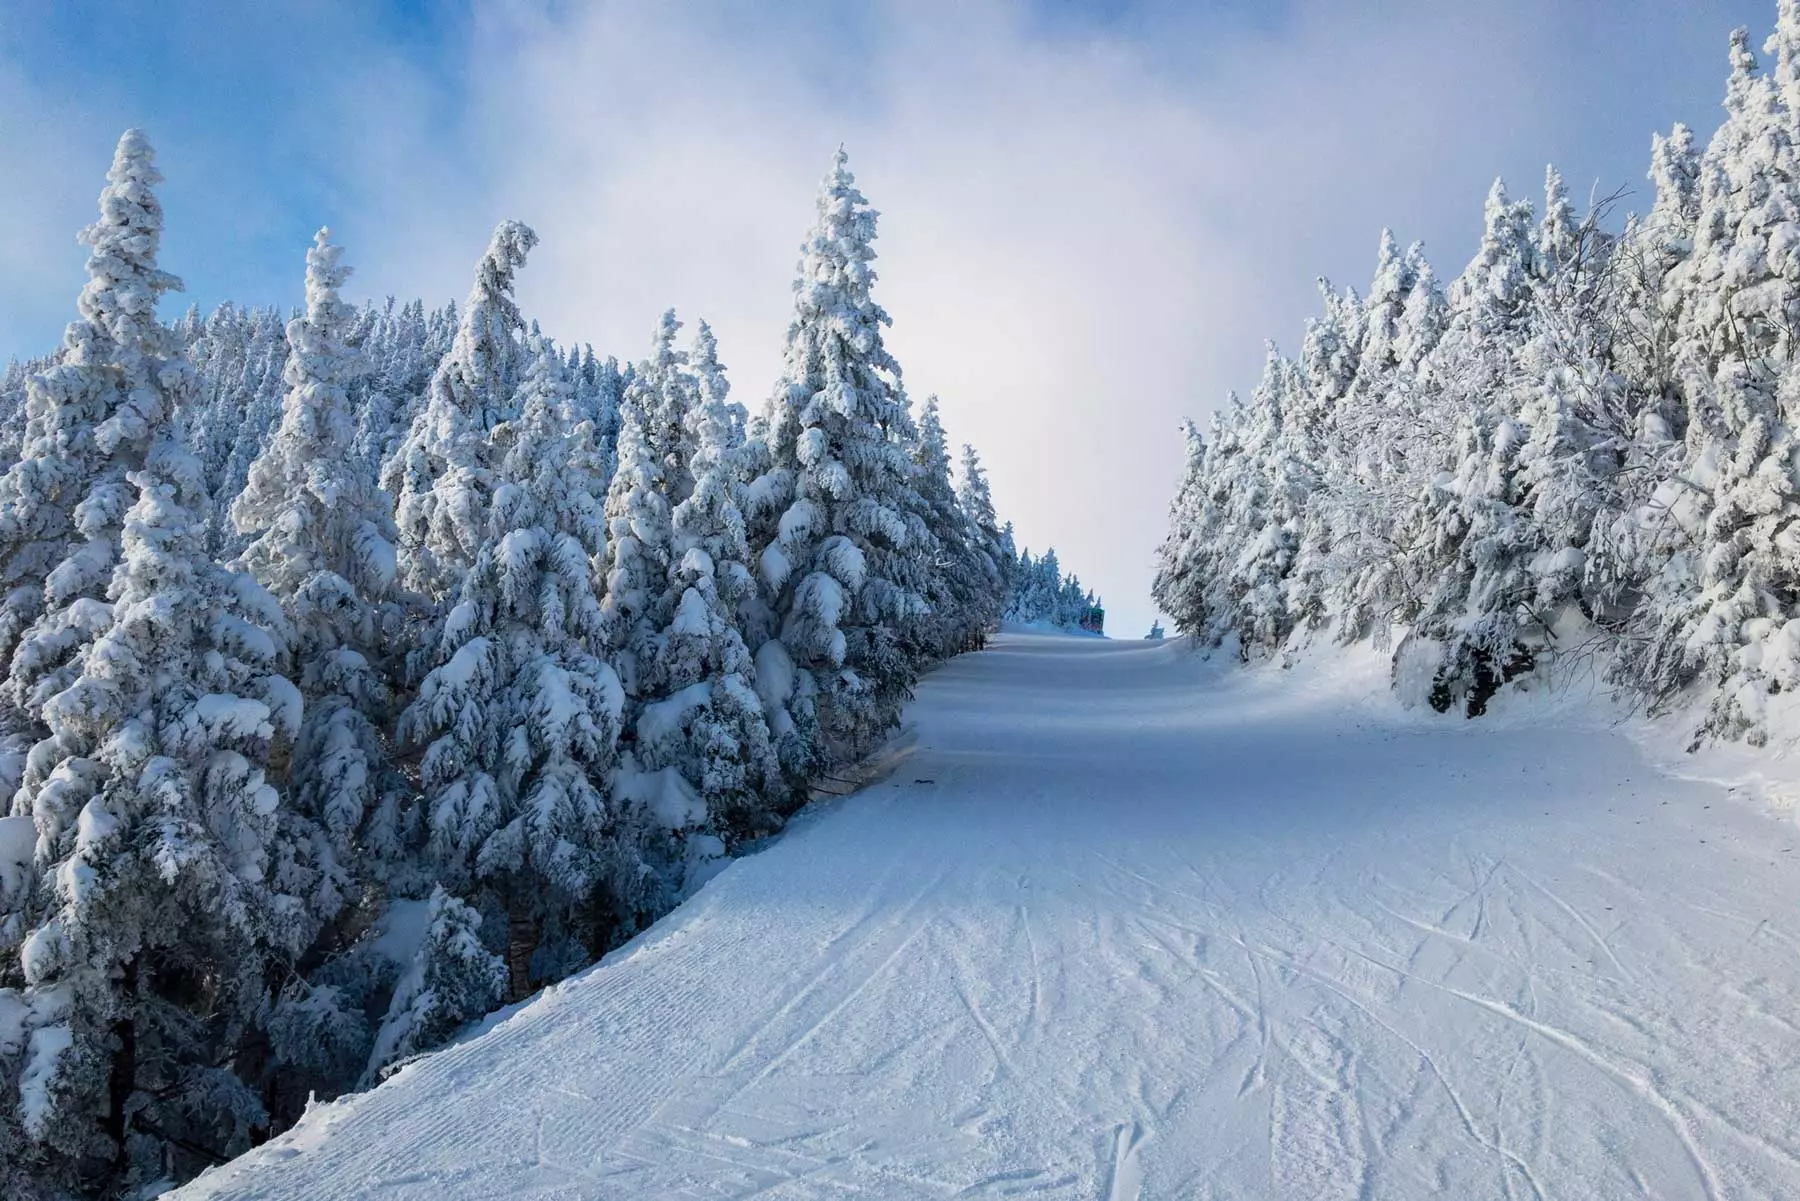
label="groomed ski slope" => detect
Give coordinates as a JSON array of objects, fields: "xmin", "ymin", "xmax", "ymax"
[{"xmin": 176, "ymin": 632, "xmax": 1800, "ymax": 1200}]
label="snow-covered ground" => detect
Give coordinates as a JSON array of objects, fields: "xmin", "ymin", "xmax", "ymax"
[{"xmin": 173, "ymin": 632, "xmax": 1800, "ymax": 1200}]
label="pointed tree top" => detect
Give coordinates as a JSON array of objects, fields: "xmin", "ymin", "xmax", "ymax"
[
  {"xmin": 74, "ymin": 127, "xmax": 184, "ymax": 352},
  {"xmin": 692, "ymin": 318, "xmax": 720, "ymax": 369},
  {"xmin": 1181, "ymin": 418, "xmax": 1205, "ymax": 459},
  {"xmin": 474, "ymin": 220, "xmax": 537, "ymax": 301},
  {"xmin": 814, "ymin": 145, "xmax": 873, "ymax": 237},
  {"xmin": 651, "ymin": 307, "xmax": 682, "ymax": 363},
  {"xmin": 691, "ymin": 318, "xmax": 731, "ymax": 406},
  {"xmin": 303, "ymin": 227, "xmax": 352, "ymax": 327},
  {"xmin": 1730, "ymin": 26, "xmax": 1758, "ymax": 77},
  {"xmin": 1768, "ymin": 2, "xmax": 1800, "ymax": 105}
]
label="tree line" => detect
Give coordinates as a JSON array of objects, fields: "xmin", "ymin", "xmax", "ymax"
[
  {"xmin": 0, "ymin": 134, "xmax": 1092, "ymax": 1198},
  {"xmin": 1157, "ymin": 3, "xmax": 1800, "ymax": 740}
]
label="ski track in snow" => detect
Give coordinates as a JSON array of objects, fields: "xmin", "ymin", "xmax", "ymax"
[{"xmin": 173, "ymin": 633, "xmax": 1800, "ymax": 1200}]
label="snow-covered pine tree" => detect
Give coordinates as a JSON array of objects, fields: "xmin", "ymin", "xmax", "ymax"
[
  {"xmin": 0, "ymin": 132, "xmax": 195, "ymax": 782},
  {"xmin": 1323, "ymin": 235, "xmax": 1438, "ymax": 643},
  {"xmin": 748, "ymin": 149, "xmax": 929, "ymax": 766},
  {"xmin": 232, "ymin": 230, "xmax": 410, "ymax": 882},
  {"xmin": 362, "ymin": 886, "xmax": 503, "ymax": 1084},
  {"xmin": 1618, "ymin": 19, "xmax": 1800, "ymax": 741},
  {"xmin": 397, "ymin": 338, "xmax": 625, "ymax": 1000},
  {"xmin": 635, "ymin": 310, "xmax": 701, "ymax": 512},
  {"xmin": 212, "ymin": 314, "xmax": 290, "ymax": 555},
  {"xmin": 384, "ymin": 221, "xmax": 539, "ymax": 605},
  {"xmin": 633, "ymin": 319, "xmax": 786, "ymax": 863},
  {"xmin": 3, "ymin": 441, "xmax": 307, "ymax": 1194},
  {"xmin": 1401, "ymin": 178, "xmax": 1546, "ymax": 711},
  {"xmin": 601, "ymin": 348, "xmax": 679, "ymax": 705},
  {"xmin": 1286, "ymin": 279, "xmax": 1365, "ymax": 633},
  {"xmin": 1152, "ymin": 418, "xmax": 1214, "ymax": 634},
  {"xmin": 905, "ymin": 398, "xmax": 986, "ymax": 659},
  {"xmin": 1151, "ymin": 7, "xmax": 1800, "ymax": 737},
  {"xmin": 1225, "ymin": 347, "xmax": 1310, "ymax": 652},
  {"xmin": 175, "ymin": 302, "xmax": 252, "ymax": 517},
  {"xmin": 0, "ymin": 358, "xmax": 50, "ymax": 472},
  {"xmin": 956, "ymin": 442, "xmax": 1007, "ymax": 645}
]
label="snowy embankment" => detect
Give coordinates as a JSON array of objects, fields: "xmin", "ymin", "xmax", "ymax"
[{"xmin": 173, "ymin": 632, "xmax": 1800, "ymax": 1200}]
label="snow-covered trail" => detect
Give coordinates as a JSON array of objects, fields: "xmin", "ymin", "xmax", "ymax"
[{"xmin": 177, "ymin": 633, "xmax": 1800, "ymax": 1200}]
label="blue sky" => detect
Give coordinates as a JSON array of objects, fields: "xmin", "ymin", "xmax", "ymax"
[{"xmin": 0, "ymin": 0, "xmax": 1778, "ymax": 636}]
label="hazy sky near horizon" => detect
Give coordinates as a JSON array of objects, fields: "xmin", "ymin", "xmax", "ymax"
[{"xmin": 0, "ymin": 0, "xmax": 1776, "ymax": 637}]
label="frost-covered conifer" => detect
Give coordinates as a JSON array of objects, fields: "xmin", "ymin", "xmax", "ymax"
[
  {"xmin": 397, "ymin": 339, "xmax": 624, "ymax": 999},
  {"xmin": 0, "ymin": 131, "xmax": 195, "ymax": 763},
  {"xmin": 362, "ymin": 887, "xmax": 503, "ymax": 1083},
  {"xmin": 634, "ymin": 310, "xmax": 701, "ymax": 510},
  {"xmin": 748, "ymin": 149, "xmax": 927, "ymax": 764},
  {"xmin": 1151, "ymin": 8, "xmax": 1800, "ymax": 738},
  {"xmin": 602, "ymin": 370, "xmax": 677, "ymax": 702},
  {"xmin": 633, "ymin": 321, "xmax": 786, "ymax": 853},
  {"xmin": 385, "ymin": 221, "xmax": 539, "ymax": 602},
  {"xmin": 904, "ymin": 399, "xmax": 991, "ymax": 658},
  {"xmin": 213, "ymin": 316, "xmax": 290, "ymax": 554},
  {"xmin": 956, "ymin": 442, "xmax": 1007, "ymax": 640},
  {"xmin": 3, "ymin": 442, "xmax": 308, "ymax": 1193},
  {"xmin": 233, "ymin": 230, "xmax": 410, "ymax": 877}
]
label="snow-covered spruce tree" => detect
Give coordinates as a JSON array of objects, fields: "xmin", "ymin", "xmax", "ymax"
[
  {"xmin": 1151, "ymin": 7, "xmax": 1800, "ymax": 738},
  {"xmin": 233, "ymin": 230, "xmax": 409, "ymax": 883},
  {"xmin": 397, "ymin": 338, "xmax": 626, "ymax": 1001},
  {"xmin": 1582, "ymin": 126, "xmax": 1703, "ymax": 632},
  {"xmin": 361, "ymin": 886, "xmax": 503, "ymax": 1084},
  {"xmin": 384, "ymin": 221, "xmax": 539, "ymax": 605},
  {"xmin": 3, "ymin": 442, "xmax": 308, "ymax": 1195},
  {"xmin": 1001, "ymin": 546, "xmax": 1097, "ymax": 633},
  {"xmin": 601, "ymin": 355, "xmax": 679, "ymax": 706},
  {"xmin": 748, "ymin": 149, "xmax": 929, "ymax": 767},
  {"xmin": 1005, "ymin": 547, "xmax": 1060, "ymax": 624},
  {"xmin": 0, "ymin": 358, "xmax": 47, "ymax": 471},
  {"xmin": 634, "ymin": 310, "xmax": 701, "ymax": 512},
  {"xmin": 1217, "ymin": 347, "xmax": 1311, "ymax": 654},
  {"xmin": 211, "ymin": 315, "xmax": 290, "ymax": 556},
  {"xmin": 0, "ymin": 131, "xmax": 195, "ymax": 783},
  {"xmin": 1286, "ymin": 279, "xmax": 1365, "ymax": 634},
  {"xmin": 355, "ymin": 298, "xmax": 458, "ymax": 485},
  {"xmin": 598, "ymin": 316, "xmax": 776, "ymax": 896},
  {"xmin": 1615, "ymin": 18, "xmax": 1800, "ymax": 742},
  {"xmin": 955, "ymin": 442, "xmax": 1007, "ymax": 645},
  {"xmin": 175, "ymin": 303, "xmax": 250, "ymax": 511},
  {"xmin": 633, "ymin": 319, "xmax": 786, "ymax": 861},
  {"xmin": 903, "ymin": 398, "xmax": 992, "ymax": 659},
  {"xmin": 1152, "ymin": 419, "xmax": 1215, "ymax": 634},
  {"xmin": 1321, "ymin": 234, "xmax": 1443, "ymax": 643},
  {"xmin": 1398, "ymin": 177, "xmax": 1546, "ymax": 711},
  {"xmin": 576, "ymin": 348, "xmax": 627, "ymax": 469}
]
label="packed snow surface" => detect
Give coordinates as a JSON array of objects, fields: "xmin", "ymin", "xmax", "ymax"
[{"xmin": 174, "ymin": 633, "xmax": 1800, "ymax": 1199}]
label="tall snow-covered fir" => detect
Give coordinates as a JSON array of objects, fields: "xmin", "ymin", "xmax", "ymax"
[
  {"xmin": 747, "ymin": 149, "xmax": 935, "ymax": 765},
  {"xmin": 0, "ymin": 131, "xmax": 1040, "ymax": 1197},
  {"xmin": 384, "ymin": 221, "xmax": 540, "ymax": 606},
  {"xmin": 0, "ymin": 131, "xmax": 195, "ymax": 802}
]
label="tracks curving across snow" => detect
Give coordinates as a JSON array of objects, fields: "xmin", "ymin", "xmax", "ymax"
[{"xmin": 174, "ymin": 633, "xmax": 1800, "ymax": 1200}]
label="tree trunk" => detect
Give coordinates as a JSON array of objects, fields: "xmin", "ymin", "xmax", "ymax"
[
  {"xmin": 506, "ymin": 901, "xmax": 536, "ymax": 1003},
  {"xmin": 107, "ymin": 958, "xmax": 139, "ymax": 1162}
]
